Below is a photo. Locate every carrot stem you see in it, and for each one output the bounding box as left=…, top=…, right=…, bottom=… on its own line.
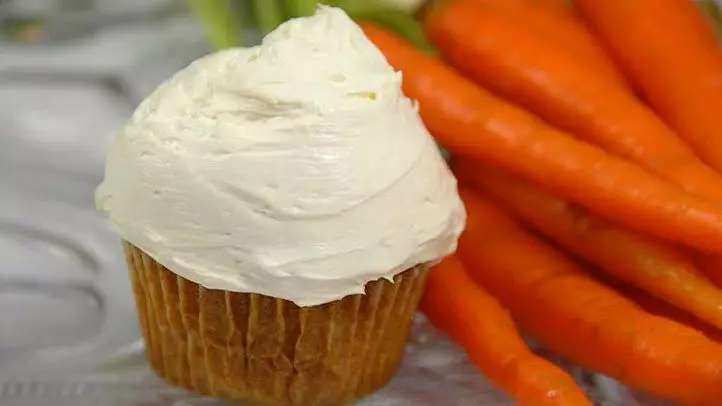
left=187, top=0, right=242, bottom=49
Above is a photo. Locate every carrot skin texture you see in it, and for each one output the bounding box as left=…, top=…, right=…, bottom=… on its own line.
left=566, top=0, right=722, bottom=337
left=454, top=159, right=722, bottom=332
left=696, top=254, right=722, bottom=289
left=457, top=189, right=722, bottom=405
left=574, top=0, right=722, bottom=173
left=360, top=23, right=722, bottom=254
left=426, top=0, right=722, bottom=203
left=604, top=274, right=722, bottom=343
left=463, top=0, right=625, bottom=84
left=421, top=256, right=591, bottom=406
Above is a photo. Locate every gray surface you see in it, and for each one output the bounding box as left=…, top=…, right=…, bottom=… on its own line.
left=0, top=8, right=205, bottom=391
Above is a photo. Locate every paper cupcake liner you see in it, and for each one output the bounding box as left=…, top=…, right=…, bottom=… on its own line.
left=123, top=243, right=429, bottom=406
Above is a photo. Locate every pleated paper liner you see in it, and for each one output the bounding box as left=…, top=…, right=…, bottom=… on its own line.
left=123, top=242, right=429, bottom=406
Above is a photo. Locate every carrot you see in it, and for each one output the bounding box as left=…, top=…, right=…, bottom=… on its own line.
left=457, top=188, right=722, bottom=405
left=696, top=254, right=722, bottom=289
left=421, top=255, right=591, bottom=406
left=453, top=159, right=722, bottom=332
left=577, top=263, right=722, bottom=342
left=574, top=0, right=722, bottom=173
left=462, top=0, right=624, bottom=84
left=570, top=263, right=722, bottom=343
left=360, top=23, right=722, bottom=254
left=601, top=273, right=722, bottom=343
left=426, top=0, right=722, bottom=203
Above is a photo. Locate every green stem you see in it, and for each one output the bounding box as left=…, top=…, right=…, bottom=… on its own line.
left=334, top=0, right=382, bottom=13
left=345, top=4, right=437, bottom=55
left=284, top=0, right=319, bottom=18
left=253, top=0, right=286, bottom=33
left=187, top=0, right=242, bottom=49
left=698, top=0, right=722, bottom=39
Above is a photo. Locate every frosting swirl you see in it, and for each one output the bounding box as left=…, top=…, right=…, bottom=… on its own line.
left=96, top=6, right=465, bottom=306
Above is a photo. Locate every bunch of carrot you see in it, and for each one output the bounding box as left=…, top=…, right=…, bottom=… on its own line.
left=358, top=0, right=722, bottom=404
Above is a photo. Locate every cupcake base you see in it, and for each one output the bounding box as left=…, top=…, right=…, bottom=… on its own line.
left=123, top=243, right=429, bottom=406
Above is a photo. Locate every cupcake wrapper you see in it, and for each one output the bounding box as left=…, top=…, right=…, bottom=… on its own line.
left=123, top=243, right=429, bottom=406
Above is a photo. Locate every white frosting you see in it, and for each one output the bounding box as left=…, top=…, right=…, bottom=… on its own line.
left=96, top=6, right=465, bottom=307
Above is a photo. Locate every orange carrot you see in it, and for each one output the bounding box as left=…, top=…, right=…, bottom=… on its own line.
left=567, top=263, right=722, bottom=344
left=600, top=273, right=722, bottom=343
left=696, top=254, right=722, bottom=289
left=457, top=188, right=722, bottom=405
left=574, top=0, right=722, bottom=173
left=454, top=159, right=722, bottom=331
left=463, top=0, right=624, bottom=84
left=577, top=263, right=722, bottom=342
left=421, top=255, right=591, bottom=406
left=360, top=23, right=722, bottom=254
left=426, top=0, right=722, bottom=203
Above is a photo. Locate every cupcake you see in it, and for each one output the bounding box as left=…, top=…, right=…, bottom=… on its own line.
left=96, top=6, right=465, bottom=406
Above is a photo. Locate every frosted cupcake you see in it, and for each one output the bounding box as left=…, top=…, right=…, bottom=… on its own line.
left=96, top=6, right=465, bottom=406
